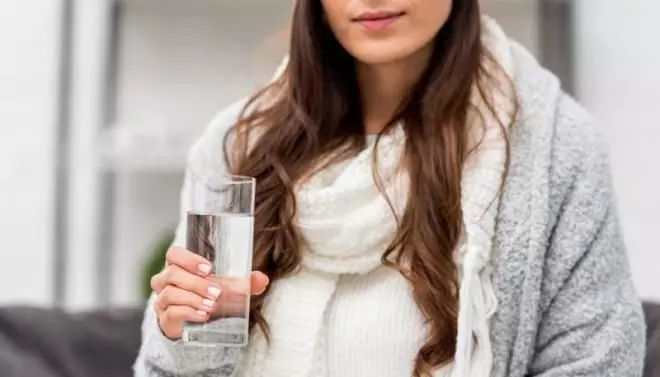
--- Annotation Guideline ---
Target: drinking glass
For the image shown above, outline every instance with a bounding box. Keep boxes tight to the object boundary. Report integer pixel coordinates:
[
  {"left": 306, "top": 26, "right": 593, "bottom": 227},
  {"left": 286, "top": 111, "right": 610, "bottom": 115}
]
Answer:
[{"left": 182, "top": 174, "right": 255, "bottom": 347}]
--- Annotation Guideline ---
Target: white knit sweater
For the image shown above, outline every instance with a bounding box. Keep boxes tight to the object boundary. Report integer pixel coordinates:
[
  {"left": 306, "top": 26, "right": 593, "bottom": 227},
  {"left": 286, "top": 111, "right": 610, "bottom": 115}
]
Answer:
[{"left": 262, "top": 265, "right": 435, "bottom": 377}]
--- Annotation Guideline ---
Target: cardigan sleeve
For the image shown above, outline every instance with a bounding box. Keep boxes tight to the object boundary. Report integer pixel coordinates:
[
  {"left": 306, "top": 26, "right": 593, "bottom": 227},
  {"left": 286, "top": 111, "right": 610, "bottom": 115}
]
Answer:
[
  {"left": 530, "top": 207, "right": 646, "bottom": 376},
  {"left": 528, "top": 107, "right": 646, "bottom": 376}
]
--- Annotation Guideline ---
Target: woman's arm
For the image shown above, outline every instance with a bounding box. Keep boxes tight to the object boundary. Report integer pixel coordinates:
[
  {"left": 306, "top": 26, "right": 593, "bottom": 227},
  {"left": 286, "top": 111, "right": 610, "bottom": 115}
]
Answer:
[
  {"left": 132, "top": 174, "right": 241, "bottom": 377},
  {"left": 133, "top": 294, "right": 241, "bottom": 377},
  {"left": 133, "top": 98, "right": 250, "bottom": 376},
  {"left": 529, "top": 106, "right": 646, "bottom": 376}
]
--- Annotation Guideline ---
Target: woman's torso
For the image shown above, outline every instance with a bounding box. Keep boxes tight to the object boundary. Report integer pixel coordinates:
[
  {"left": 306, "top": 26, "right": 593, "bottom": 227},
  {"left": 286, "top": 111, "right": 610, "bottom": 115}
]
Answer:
[{"left": 183, "top": 42, "right": 643, "bottom": 377}]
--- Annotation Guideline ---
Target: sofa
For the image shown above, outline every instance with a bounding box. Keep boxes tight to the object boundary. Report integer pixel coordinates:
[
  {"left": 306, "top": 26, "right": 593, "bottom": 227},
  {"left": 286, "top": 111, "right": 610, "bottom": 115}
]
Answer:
[
  {"left": 0, "top": 303, "right": 658, "bottom": 377},
  {"left": 645, "top": 302, "right": 660, "bottom": 376},
  {"left": 0, "top": 307, "right": 141, "bottom": 377}
]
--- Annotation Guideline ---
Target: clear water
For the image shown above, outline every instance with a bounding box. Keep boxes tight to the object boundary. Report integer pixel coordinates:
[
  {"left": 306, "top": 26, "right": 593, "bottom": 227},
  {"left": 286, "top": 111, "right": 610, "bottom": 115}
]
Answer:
[{"left": 182, "top": 212, "right": 254, "bottom": 347}]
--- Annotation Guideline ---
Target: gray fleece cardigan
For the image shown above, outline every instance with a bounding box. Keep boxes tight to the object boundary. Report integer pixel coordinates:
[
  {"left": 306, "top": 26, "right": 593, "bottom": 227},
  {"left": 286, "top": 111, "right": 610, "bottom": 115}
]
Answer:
[{"left": 133, "top": 42, "right": 646, "bottom": 376}]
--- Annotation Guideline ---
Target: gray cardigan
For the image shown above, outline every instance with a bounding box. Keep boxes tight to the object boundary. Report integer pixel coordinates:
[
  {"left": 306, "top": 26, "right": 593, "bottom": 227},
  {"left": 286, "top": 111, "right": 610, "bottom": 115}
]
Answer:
[{"left": 133, "top": 42, "right": 646, "bottom": 377}]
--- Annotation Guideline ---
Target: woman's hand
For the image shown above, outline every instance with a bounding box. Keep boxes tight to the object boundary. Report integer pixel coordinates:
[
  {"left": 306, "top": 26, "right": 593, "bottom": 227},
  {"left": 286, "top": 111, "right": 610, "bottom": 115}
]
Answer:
[{"left": 150, "top": 246, "right": 270, "bottom": 340}]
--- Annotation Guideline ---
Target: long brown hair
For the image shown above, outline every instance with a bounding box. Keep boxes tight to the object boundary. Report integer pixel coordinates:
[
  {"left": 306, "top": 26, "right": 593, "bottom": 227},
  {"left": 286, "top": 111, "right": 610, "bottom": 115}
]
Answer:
[{"left": 225, "top": 1, "right": 514, "bottom": 376}]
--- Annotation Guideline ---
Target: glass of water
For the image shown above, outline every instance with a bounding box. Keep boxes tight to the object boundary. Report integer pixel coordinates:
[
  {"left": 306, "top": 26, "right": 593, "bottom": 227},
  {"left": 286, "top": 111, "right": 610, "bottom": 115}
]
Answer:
[{"left": 182, "top": 174, "right": 255, "bottom": 347}]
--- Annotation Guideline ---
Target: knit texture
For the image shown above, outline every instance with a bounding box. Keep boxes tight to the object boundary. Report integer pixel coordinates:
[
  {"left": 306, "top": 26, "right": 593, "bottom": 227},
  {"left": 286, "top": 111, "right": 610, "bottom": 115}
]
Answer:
[{"left": 133, "top": 18, "right": 646, "bottom": 377}]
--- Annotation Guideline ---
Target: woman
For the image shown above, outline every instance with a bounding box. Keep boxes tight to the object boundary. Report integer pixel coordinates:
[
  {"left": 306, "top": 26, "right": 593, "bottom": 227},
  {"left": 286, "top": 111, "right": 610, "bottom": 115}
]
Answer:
[{"left": 134, "top": 0, "right": 646, "bottom": 376}]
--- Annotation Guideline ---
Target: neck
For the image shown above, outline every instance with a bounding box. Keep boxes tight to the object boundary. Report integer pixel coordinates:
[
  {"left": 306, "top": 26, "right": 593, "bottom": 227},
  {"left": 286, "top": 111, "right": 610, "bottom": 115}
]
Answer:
[{"left": 356, "top": 45, "right": 432, "bottom": 134}]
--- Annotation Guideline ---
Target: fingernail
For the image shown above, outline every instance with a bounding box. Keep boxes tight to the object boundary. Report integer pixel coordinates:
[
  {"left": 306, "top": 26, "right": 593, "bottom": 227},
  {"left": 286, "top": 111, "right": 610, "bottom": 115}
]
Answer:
[
  {"left": 202, "top": 299, "right": 215, "bottom": 308},
  {"left": 196, "top": 310, "right": 207, "bottom": 317},
  {"left": 198, "top": 264, "right": 212, "bottom": 275},
  {"left": 207, "top": 286, "right": 221, "bottom": 299}
]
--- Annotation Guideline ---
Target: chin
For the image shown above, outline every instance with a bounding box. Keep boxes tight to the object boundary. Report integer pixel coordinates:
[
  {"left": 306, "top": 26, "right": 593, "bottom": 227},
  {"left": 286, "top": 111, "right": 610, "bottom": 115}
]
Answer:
[{"left": 349, "top": 44, "right": 420, "bottom": 66}]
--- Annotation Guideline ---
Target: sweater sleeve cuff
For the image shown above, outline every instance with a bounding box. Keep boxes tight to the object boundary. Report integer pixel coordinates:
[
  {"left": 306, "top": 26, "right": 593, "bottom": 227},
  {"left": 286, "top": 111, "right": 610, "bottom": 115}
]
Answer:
[{"left": 142, "top": 314, "right": 241, "bottom": 375}]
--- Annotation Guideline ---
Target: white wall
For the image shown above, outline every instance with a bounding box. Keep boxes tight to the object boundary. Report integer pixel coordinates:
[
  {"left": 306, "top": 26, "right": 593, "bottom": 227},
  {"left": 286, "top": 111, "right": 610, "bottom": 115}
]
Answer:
[
  {"left": 64, "top": 0, "right": 117, "bottom": 310},
  {"left": 109, "top": 3, "right": 291, "bottom": 306},
  {"left": 575, "top": 0, "right": 660, "bottom": 301},
  {"left": 0, "top": 1, "right": 60, "bottom": 305},
  {"left": 483, "top": 0, "right": 539, "bottom": 55}
]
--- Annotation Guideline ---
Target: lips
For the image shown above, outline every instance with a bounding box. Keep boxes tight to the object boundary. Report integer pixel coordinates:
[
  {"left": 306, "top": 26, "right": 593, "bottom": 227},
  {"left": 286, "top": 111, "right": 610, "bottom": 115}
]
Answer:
[{"left": 353, "top": 10, "right": 405, "bottom": 30}]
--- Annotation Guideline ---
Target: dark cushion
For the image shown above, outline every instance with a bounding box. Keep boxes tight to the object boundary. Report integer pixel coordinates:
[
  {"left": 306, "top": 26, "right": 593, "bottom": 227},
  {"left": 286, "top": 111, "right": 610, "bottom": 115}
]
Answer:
[
  {"left": 0, "top": 303, "right": 659, "bottom": 376},
  {"left": 0, "top": 306, "right": 142, "bottom": 377},
  {"left": 644, "top": 302, "right": 660, "bottom": 377}
]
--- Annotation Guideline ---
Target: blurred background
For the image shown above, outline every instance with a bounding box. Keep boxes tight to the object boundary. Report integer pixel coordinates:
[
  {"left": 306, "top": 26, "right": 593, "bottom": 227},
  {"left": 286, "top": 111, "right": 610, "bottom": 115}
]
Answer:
[{"left": 0, "top": 0, "right": 658, "bottom": 312}]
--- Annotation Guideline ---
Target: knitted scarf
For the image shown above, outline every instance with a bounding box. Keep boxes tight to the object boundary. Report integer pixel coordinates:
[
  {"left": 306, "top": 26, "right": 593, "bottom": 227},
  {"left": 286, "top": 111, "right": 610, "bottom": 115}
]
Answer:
[{"left": 238, "top": 17, "right": 516, "bottom": 377}]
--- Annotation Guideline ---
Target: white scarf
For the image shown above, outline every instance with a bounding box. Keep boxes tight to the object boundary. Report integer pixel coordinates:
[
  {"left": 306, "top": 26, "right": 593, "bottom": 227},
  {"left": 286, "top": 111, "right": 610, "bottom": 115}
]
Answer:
[{"left": 239, "top": 17, "right": 516, "bottom": 377}]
